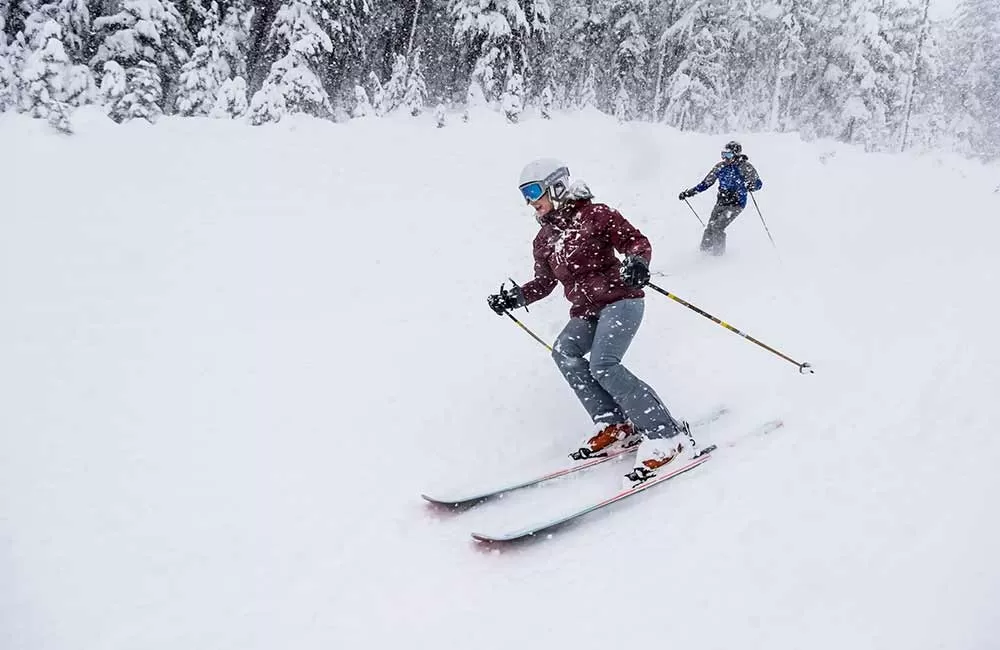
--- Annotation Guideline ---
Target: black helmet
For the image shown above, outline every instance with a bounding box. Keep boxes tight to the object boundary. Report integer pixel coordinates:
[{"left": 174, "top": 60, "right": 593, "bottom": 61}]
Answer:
[{"left": 724, "top": 141, "right": 742, "bottom": 155}]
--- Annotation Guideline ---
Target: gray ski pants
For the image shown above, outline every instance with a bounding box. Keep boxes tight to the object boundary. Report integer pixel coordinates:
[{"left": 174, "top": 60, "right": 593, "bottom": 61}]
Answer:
[
  {"left": 552, "top": 298, "right": 681, "bottom": 439},
  {"left": 700, "top": 203, "right": 744, "bottom": 255}
]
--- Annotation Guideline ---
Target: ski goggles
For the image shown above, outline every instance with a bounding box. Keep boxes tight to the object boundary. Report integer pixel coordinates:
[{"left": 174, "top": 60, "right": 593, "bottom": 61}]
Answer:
[
  {"left": 519, "top": 166, "right": 570, "bottom": 203},
  {"left": 721, "top": 150, "right": 735, "bottom": 160},
  {"left": 519, "top": 181, "right": 546, "bottom": 203}
]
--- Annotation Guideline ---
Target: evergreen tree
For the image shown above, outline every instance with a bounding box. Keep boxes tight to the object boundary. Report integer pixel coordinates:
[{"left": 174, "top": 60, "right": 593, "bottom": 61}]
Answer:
[
  {"left": 247, "top": 0, "right": 334, "bottom": 124},
  {"left": 579, "top": 64, "right": 597, "bottom": 109},
  {"left": 351, "top": 82, "right": 372, "bottom": 117},
  {"left": 54, "top": 0, "right": 90, "bottom": 62},
  {"left": 382, "top": 51, "right": 407, "bottom": 111},
  {"left": 121, "top": 60, "right": 164, "bottom": 122},
  {"left": 402, "top": 48, "right": 426, "bottom": 116},
  {"left": 552, "top": 0, "right": 610, "bottom": 112},
  {"left": 0, "top": 29, "right": 26, "bottom": 112},
  {"left": 462, "top": 77, "right": 486, "bottom": 121},
  {"left": 608, "top": 0, "right": 649, "bottom": 120},
  {"left": 100, "top": 60, "right": 127, "bottom": 119},
  {"left": 176, "top": 1, "right": 248, "bottom": 116},
  {"left": 21, "top": 16, "right": 73, "bottom": 131},
  {"left": 662, "top": 18, "right": 730, "bottom": 131},
  {"left": 946, "top": 0, "right": 1000, "bottom": 156},
  {"left": 210, "top": 74, "right": 248, "bottom": 117},
  {"left": 539, "top": 83, "right": 553, "bottom": 119},
  {"left": 366, "top": 70, "right": 385, "bottom": 115},
  {"left": 501, "top": 71, "right": 524, "bottom": 122},
  {"left": 450, "top": 0, "right": 548, "bottom": 105},
  {"left": 91, "top": 0, "right": 192, "bottom": 111}
]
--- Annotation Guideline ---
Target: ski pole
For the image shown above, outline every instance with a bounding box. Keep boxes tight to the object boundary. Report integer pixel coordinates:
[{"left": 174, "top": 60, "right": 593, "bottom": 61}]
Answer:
[
  {"left": 683, "top": 198, "right": 705, "bottom": 227},
  {"left": 496, "top": 279, "right": 554, "bottom": 353},
  {"left": 646, "top": 282, "right": 813, "bottom": 374},
  {"left": 502, "top": 310, "right": 553, "bottom": 353},
  {"left": 749, "top": 193, "right": 777, "bottom": 250}
]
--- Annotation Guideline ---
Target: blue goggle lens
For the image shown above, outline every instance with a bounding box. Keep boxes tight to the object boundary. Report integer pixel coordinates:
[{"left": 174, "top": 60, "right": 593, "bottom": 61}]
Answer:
[
  {"left": 722, "top": 151, "right": 735, "bottom": 159},
  {"left": 520, "top": 182, "right": 545, "bottom": 202}
]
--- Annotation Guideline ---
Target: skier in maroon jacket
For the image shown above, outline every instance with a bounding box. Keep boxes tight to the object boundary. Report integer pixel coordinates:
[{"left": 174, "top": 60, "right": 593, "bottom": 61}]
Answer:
[{"left": 487, "top": 158, "right": 697, "bottom": 484}]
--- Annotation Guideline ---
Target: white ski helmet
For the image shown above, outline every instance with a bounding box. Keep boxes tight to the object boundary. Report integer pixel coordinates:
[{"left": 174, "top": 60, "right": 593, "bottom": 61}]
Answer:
[{"left": 518, "top": 158, "right": 571, "bottom": 203}]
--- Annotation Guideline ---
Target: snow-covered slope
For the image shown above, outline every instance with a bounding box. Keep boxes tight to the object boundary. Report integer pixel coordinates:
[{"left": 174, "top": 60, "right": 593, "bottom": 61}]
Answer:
[{"left": 2, "top": 109, "right": 998, "bottom": 650}]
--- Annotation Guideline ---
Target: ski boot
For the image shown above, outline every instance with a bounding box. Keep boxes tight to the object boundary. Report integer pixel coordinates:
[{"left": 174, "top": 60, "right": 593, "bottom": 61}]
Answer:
[{"left": 570, "top": 422, "right": 639, "bottom": 461}]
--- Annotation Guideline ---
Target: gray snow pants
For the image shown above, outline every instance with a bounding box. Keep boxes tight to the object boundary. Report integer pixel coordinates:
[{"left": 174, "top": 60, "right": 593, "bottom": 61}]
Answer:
[
  {"left": 552, "top": 298, "right": 681, "bottom": 439},
  {"left": 700, "top": 203, "right": 745, "bottom": 255}
]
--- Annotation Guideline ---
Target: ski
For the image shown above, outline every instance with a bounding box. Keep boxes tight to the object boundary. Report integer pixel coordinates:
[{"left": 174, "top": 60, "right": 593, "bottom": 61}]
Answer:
[
  {"left": 471, "top": 450, "right": 715, "bottom": 543},
  {"left": 470, "top": 419, "right": 783, "bottom": 544},
  {"left": 421, "top": 407, "right": 728, "bottom": 509}
]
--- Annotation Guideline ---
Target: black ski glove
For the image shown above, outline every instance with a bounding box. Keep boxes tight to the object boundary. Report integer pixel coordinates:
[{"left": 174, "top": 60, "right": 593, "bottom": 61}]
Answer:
[
  {"left": 487, "top": 285, "right": 522, "bottom": 315},
  {"left": 620, "top": 256, "right": 650, "bottom": 288},
  {"left": 679, "top": 189, "right": 695, "bottom": 200}
]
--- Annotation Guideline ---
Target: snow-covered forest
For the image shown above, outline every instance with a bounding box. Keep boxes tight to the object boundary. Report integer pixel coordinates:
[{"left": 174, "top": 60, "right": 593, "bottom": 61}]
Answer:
[{"left": 1, "top": 0, "right": 998, "bottom": 156}]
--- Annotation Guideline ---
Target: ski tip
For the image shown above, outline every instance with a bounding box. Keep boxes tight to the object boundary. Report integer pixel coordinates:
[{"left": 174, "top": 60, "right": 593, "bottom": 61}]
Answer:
[
  {"left": 472, "top": 532, "right": 514, "bottom": 546},
  {"left": 421, "top": 493, "right": 465, "bottom": 508},
  {"left": 422, "top": 493, "right": 490, "bottom": 512},
  {"left": 471, "top": 531, "right": 533, "bottom": 545}
]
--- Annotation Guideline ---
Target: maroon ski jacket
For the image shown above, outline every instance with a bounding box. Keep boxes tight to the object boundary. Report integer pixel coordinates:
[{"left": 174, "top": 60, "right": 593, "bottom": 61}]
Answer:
[{"left": 519, "top": 199, "right": 652, "bottom": 319}]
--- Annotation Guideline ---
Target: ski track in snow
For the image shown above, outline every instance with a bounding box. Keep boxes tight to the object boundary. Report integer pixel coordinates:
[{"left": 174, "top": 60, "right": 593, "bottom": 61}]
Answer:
[{"left": 2, "top": 108, "right": 999, "bottom": 650}]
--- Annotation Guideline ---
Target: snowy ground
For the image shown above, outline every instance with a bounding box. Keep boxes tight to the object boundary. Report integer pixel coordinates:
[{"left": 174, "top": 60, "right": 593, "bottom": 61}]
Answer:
[{"left": 2, "top": 108, "right": 999, "bottom": 650}]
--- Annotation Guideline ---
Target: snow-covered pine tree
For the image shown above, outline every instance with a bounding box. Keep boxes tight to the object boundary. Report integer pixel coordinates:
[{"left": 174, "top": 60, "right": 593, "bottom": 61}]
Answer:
[
  {"left": 2, "top": 0, "right": 34, "bottom": 40},
  {"left": 0, "top": 28, "right": 26, "bottom": 112},
  {"left": 450, "top": 0, "right": 549, "bottom": 107},
  {"left": 787, "top": 0, "right": 913, "bottom": 150},
  {"left": 550, "top": 0, "right": 607, "bottom": 112},
  {"left": 755, "top": 0, "right": 814, "bottom": 131},
  {"left": 21, "top": 16, "right": 73, "bottom": 132},
  {"left": 177, "top": 2, "right": 223, "bottom": 115},
  {"left": 462, "top": 77, "right": 486, "bottom": 121},
  {"left": 608, "top": 0, "right": 649, "bottom": 121},
  {"left": 366, "top": 70, "right": 385, "bottom": 115},
  {"left": 613, "top": 84, "right": 629, "bottom": 121},
  {"left": 434, "top": 102, "right": 446, "bottom": 127},
  {"left": 91, "top": 0, "right": 192, "bottom": 114},
  {"left": 946, "top": 0, "right": 1000, "bottom": 156},
  {"left": 382, "top": 52, "right": 407, "bottom": 111},
  {"left": 100, "top": 60, "right": 127, "bottom": 118},
  {"left": 62, "top": 61, "right": 94, "bottom": 105},
  {"left": 838, "top": 0, "right": 913, "bottom": 149},
  {"left": 209, "top": 75, "right": 247, "bottom": 117},
  {"left": 402, "top": 48, "right": 426, "bottom": 116},
  {"left": 501, "top": 71, "right": 523, "bottom": 122},
  {"left": 176, "top": 1, "right": 248, "bottom": 116},
  {"left": 310, "top": 0, "right": 370, "bottom": 99},
  {"left": 897, "top": 0, "right": 934, "bottom": 151},
  {"left": 659, "top": 3, "right": 731, "bottom": 131},
  {"left": 539, "top": 83, "right": 553, "bottom": 119},
  {"left": 120, "top": 59, "right": 164, "bottom": 122},
  {"left": 248, "top": 0, "right": 334, "bottom": 125},
  {"left": 54, "top": 0, "right": 89, "bottom": 62},
  {"left": 351, "top": 83, "right": 371, "bottom": 117},
  {"left": 579, "top": 65, "right": 597, "bottom": 109},
  {"left": 217, "top": 1, "right": 250, "bottom": 79}
]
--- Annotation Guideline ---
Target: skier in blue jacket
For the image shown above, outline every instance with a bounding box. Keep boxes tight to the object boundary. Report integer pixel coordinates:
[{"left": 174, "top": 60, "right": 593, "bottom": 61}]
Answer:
[{"left": 679, "top": 141, "right": 763, "bottom": 255}]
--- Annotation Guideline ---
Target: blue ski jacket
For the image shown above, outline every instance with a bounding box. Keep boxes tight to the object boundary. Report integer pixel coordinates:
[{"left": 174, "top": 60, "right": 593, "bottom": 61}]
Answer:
[{"left": 689, "top": 155, "right": 763, "bottom": 208}]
